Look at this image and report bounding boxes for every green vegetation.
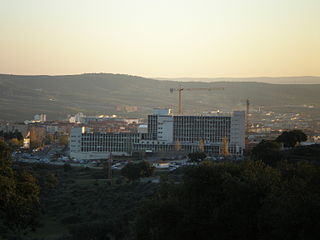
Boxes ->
[275,129,308,147]
[131,135,319,240]
[187,152,207,162]
[12,162,157,240]
[121,161,154,181]
[2,130,320,240]
[0,130,23,141]
[134,159,320,240]
[44,134,55,145]
[0,130,23,149]
[285,144,320,162]
[251,140,282,164]
[59,135,69,147]
[251,130,314,166]
[0,140,40,239]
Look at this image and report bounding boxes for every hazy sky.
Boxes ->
[0,0,319,78]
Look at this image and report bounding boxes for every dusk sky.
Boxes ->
[0,0,319,78]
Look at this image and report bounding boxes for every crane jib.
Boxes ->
[169,86,225,115]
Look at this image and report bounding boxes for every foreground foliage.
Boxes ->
[0,141,40,239]
[121,161,154,181]
[134,159,320,240]
[3,139,319,240]
[15,162,158,240]
[275,130,307,148]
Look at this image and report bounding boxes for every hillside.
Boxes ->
[1,73,320,121]
[158,76,320,84]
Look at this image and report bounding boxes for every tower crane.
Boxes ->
[169,86,224,115]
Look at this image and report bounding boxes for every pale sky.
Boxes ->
[0,0,319,78]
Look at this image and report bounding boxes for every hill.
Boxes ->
[158,76,320,84]
[1,73,320,121]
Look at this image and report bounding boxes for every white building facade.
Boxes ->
[69,109,245,160]
[34,114,47,122]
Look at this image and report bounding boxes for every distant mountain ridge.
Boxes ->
[157,76,320,84]
[0,73,319,121]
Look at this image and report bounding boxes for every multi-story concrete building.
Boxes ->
[34,113,47,122]
[144,109,245,155]
[70,127,141,160]
[69,109,245,160]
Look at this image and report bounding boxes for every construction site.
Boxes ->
[69,86,246,161]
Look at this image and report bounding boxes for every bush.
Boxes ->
[61,215,82,225]
[187,152,207,162]
[63,163,72,172]
[121,161,154,181]
[68,222,118,240]
[38,172,59,192]
[133,160,320,240]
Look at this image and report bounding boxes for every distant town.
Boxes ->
[0,103,319,171]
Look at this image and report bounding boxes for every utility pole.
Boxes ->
[107,152,113,180]
[246,98,250,136]
[245,98,250,152]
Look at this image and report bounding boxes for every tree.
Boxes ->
[175,139,182,151]
[9,138,21,149]
[30,127,46,149]
[0,130,23,142]
[13,129,23,141]
[292,130,308,144]
[133,160,320,240]
[63,163,72,172]
[59,135,69,147]
[259,160,320,240]
[198,139,205,152]
[121,161,154,181]
[276,130,307,148]
[37,172,59,192]
[44,133,55,145]
[187,152,207,162]
[0,140,40,237]
[251,140,282,165]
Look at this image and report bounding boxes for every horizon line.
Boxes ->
[1,72,320,80]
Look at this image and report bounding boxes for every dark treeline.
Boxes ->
[65,143,320,240]
[133,131,320,240]
[251,130,318,165]
[1,132,320,240]
[0,130,23,141]
[0,140,40,239]
[134,158,320,240]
